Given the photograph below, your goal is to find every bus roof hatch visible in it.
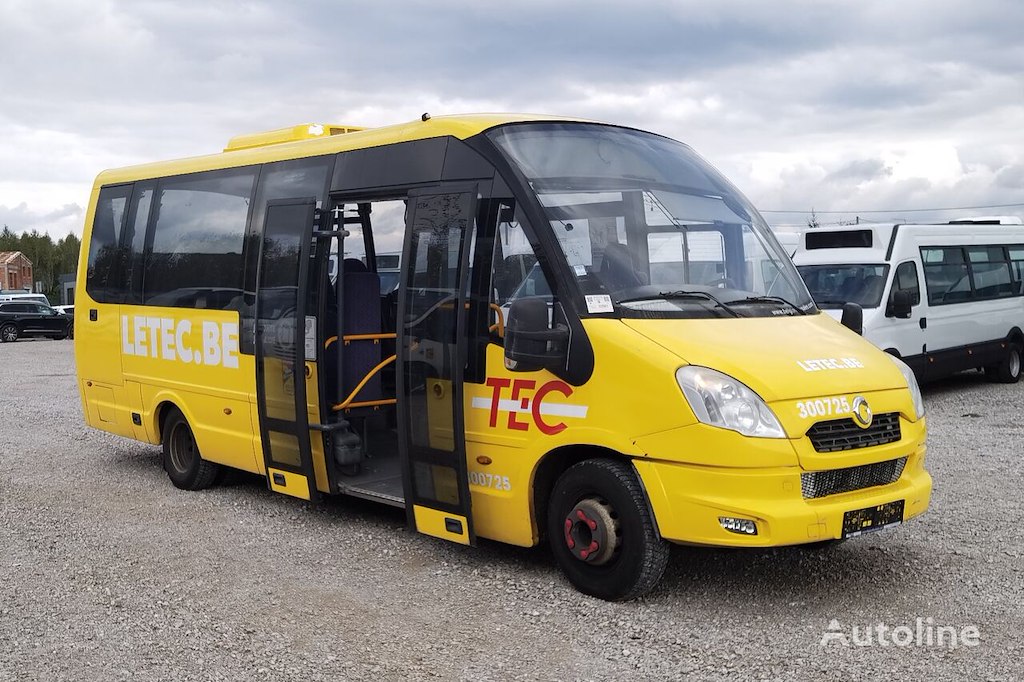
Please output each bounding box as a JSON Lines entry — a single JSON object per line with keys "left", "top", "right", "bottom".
{"left": 224, "top": 123, "right": 366, "bottom": 152}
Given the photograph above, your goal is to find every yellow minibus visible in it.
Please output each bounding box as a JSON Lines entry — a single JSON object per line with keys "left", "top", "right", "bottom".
{"left": 77, "top": 114, "right": 931, "bottom": 600}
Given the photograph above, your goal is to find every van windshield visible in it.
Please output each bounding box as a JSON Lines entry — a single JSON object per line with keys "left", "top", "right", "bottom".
{"left": 488, "top": 123, "right": 814, "bottom": 319}
{"left": 797, "top": 264, "right": 890, "bottom": 308}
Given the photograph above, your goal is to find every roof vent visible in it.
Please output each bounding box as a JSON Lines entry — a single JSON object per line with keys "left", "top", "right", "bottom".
{"left": 224, "top": 123, "right": 365, "bottom": 152}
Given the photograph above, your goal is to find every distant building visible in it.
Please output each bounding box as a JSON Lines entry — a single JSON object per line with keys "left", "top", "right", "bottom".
{"left": 59, "top": 273, "right": 76, "bottom": 305}
{"left": 0, "top": 251, "right": 33, "bottom": 291}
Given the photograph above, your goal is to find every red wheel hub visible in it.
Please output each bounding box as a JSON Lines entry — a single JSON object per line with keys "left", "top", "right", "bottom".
{"left": 562, "top": 498, "right": 619, "bottom": 565}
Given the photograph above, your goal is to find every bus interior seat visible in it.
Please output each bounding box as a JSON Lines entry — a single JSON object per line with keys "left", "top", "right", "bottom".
{"left": 324, "top": 260, "right": 384, "bottom": 409}
{"left": 600, "top": 243, "right": 644, "bottom": 290}
{"left": 858, "top": 275, "right": 885, "bottom": 304}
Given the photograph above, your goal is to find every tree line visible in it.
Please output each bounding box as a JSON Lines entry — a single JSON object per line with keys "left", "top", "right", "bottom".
{"left": 0, "top": 225, "right": 81, "bottom": 302}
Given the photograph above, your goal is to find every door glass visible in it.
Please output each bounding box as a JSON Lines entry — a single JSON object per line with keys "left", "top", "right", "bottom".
{"left": 402, "top": 191, "right": 473, "bottom": 510}
{"left": 257, "top": 199, "right": 315, "bottom": 470}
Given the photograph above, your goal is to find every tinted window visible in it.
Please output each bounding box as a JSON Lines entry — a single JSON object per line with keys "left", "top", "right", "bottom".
{"left": 890, "top": 261, "right": 921, "bottom": 306}
{"left": 922, "top": 245, "right": 1018, "bottom": 304}
{"left": 86, "top": 184, "right": 131, "bottom": 302}
{"left": 145, "top": 168, "right": 256, "bottom": 308}
{"left": 922, "top": 247, "right": 969, "bottom": 304}
{"left": 967, "top": 246, "right": 1013, "bottom": 298}
{"left": 123, "top": 182, "right": 154, "bottom": 304}
{"left": 241, "top": 156, "right": 333, "bottom": 354}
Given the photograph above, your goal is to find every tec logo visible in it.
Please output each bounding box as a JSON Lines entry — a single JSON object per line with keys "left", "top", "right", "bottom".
{"left": 473, "top": 378, "right": 589, "bottom": 435}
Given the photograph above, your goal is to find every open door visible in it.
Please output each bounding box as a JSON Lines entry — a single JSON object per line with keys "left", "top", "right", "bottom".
{"left": 397, "top": 186, "right": 478, "bottom": 545}
{"left": 255, "top": 198, "right": 319, "bottom": 501}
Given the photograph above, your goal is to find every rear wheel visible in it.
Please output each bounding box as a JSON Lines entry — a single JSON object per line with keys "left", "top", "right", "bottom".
{"left": 985, "top": 343, "right": 1022, "bottom": 384}
{"left": 547, "top": 458, "right": 669, "bottom": 601}
{"left": 162, "top": 408, "right": 220, "bottom": 490}
{"left": 0, "top": 324, "right": 18, "bottom": 342}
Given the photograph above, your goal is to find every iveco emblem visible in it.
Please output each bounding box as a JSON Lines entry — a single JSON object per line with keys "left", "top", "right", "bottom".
{"left": 852, "top": 396, "right": 873, "bottom": 428}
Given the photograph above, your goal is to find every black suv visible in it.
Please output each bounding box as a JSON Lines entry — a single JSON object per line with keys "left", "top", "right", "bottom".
{"left": 0, "top": 302, "right": 72, "bottom": 342}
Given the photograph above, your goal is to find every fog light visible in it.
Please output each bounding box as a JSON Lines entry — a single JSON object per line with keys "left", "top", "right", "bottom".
{"left": 718, "top": 516, "right": 758, "bottom": 535}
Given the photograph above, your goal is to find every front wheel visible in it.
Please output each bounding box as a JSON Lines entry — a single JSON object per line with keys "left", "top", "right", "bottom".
{"left": 985, "top": 343, "right": 1022, "bottom": 384}
{"left": 162, "top": 408, "right": 220, "bottom": 490}
{"left": 547, "top": 458, "right": 670, "bottom": 601}
{"left": 0, "top": 324, "right": 18, "bottom": 342}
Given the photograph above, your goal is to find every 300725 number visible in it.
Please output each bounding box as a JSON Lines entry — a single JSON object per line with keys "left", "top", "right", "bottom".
{"left": 468, "top": 471, "right": 512, "bottom": 491}
{"left": 796, "top": 396, "right": 851, "bottom": 419}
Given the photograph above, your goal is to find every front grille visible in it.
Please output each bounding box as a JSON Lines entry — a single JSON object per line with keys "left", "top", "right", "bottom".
{"left": 807, "top": 412, "right": 901, "bottom": 452}
{"left": 801, "top": 457, "right": 907, "bottom": 499}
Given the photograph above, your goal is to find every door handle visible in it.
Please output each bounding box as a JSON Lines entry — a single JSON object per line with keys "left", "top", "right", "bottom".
{"left": 919, "top": 317, "right": 927, "bottom": 330}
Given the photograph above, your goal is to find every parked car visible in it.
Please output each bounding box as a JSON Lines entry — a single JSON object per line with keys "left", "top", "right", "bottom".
{"left": 0, "top": 291, "right": 51, "bottom": 306}
{"left": 0, "top": 301, "right": 72, "bottom": 342}
{"left": 53, "top": 305, "right": 75, "bottom": 339}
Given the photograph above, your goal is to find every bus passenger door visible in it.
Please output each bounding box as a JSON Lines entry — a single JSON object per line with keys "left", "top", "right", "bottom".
{"left": 398, "top": 186, "right": 478, "bottom": 545}
{"left": 255, "top": 197, "right": 319, "bottom": 501}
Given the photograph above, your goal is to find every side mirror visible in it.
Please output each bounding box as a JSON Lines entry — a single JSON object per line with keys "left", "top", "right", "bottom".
{"left": 886, "top": 290, "right": 913, "bottom": 319}
{"left": 840, "top": 302, "right": 863, "bottom": 335}
{"left": 504, "top": 298, "right": 569, "bottom": 372}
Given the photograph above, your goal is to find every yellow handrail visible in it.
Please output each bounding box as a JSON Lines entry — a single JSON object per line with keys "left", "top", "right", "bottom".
{"left": 331, "top": 354, "right": 397, "bottom": 411}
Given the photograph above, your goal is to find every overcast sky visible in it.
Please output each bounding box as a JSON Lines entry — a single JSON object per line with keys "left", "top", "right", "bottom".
{"left": 2, "top": 0, "right": 1022, "bottom": 240}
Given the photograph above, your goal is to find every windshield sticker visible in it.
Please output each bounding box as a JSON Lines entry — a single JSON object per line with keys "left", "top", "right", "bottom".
{"left": 797, "top": 357, "right": 864, "bottom": 372}
{"left": 585, "top": 295, "right": 614, "bottom": 314}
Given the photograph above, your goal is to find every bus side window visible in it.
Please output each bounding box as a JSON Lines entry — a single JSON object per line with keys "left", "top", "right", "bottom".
{"left": 85, "top": 184, "right": 131, "bottom": 303}
{"left": 144, "top": 167, "right": 256, "bottom": 309}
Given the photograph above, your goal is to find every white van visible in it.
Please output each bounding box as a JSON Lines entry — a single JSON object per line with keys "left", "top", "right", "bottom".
{"left": 0, "top": 291, "right": 51, "bottom": 306}
{"left": 792, "top": 218, "right": 1024, "bottom": 382}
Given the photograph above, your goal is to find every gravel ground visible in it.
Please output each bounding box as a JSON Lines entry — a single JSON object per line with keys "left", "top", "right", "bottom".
{"left": 1, "top": 339, "right": 1022, "bottom": 681}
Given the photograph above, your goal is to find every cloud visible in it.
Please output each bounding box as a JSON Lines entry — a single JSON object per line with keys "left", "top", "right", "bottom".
{"left": 0, "top": 0, "right": 1021, "bottom": 239}
{"left": 825, "top": 159, "right": 893, "bottom": 184}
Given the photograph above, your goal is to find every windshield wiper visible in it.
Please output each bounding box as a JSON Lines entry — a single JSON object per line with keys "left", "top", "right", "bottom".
{"left": 617, "top": 290, "right": 741, "bottom": 317}
{"left": 731, "top": 295, "right": 807, "bottom": 315}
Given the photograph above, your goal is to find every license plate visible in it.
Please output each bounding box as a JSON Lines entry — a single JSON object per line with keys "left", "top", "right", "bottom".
{"left": 842, "top": 499, "right": 905, "bottom": 538}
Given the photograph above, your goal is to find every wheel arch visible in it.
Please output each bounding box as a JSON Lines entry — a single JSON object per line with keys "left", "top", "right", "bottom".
{"left": 1007, "top": 326, "right": 1024, "bottom": 347}
{"left": 530, "top": 444, "right": 647, "bottom": 544}
{"left": 154, "top": 398, "right": 187, "bottom": 443}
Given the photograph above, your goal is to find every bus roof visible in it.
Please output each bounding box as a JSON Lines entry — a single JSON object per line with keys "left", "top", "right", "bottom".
{"left": 93, "top": 113, "right": 581, "bottom": 187}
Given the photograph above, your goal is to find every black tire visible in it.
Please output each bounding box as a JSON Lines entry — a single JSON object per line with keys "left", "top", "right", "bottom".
{"left": 547, "top": 458, "right": 669, "bottom": 601}
{"left": 985, "top": 343, "right": 1022, "bottom": 384}
{"left": 0, "top": 324, "right": 18, "bottom": 343}
{"left": 162, "top": 408, "right": 220, "bottom": 490}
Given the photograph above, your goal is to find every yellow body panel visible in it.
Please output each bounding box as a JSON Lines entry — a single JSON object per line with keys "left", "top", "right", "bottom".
{"left": 464, "top": 313, "right": 930, "bottom": 549}
{"left": 91, "top": 114, "right": 573, "bottom": 188}
{"left": 268, "top": 467, "right": 312, "bottom": 501}
{"left": 412, "top": 505, "right": 471, "bottom": 545}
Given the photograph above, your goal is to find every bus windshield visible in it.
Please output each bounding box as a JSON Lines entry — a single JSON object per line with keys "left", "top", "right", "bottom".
{"left": 488, "top": 123, "right": 815, "bottom": 318}
{"left": 797, "top": 263, "right": 890, "bottom": 309}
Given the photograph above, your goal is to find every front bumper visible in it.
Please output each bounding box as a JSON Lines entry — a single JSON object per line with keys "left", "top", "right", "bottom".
{"left": 634, "top": 443, "right": 931, "bottom": 547}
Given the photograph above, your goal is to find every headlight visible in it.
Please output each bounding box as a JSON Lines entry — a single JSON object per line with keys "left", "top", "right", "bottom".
{"left": 890, "top": 355, "right": 925, "bottom": 420}
{"left": 676, "top": 366, "right": 786, "bottom": 438}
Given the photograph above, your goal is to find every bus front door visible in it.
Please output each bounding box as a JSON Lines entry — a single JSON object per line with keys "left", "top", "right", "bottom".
{"left": 255, "top": 198, "right": 319, "bottom": 501}
{"left": 398, "top": 187, "right": 478, "bottom": 545}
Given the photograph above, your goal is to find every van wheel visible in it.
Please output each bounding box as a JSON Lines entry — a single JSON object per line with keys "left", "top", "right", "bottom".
{"left": 162, "top": 408, "right": 220, "bottom": 490}
{"left": 986, "top": 344, "right": 1022, "bottom": 384}
{"left": 547, "top": 459, "right": 669, "bottom": 601}
{"left": 0, "top": 324, "right": 17, "bottom": 342}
